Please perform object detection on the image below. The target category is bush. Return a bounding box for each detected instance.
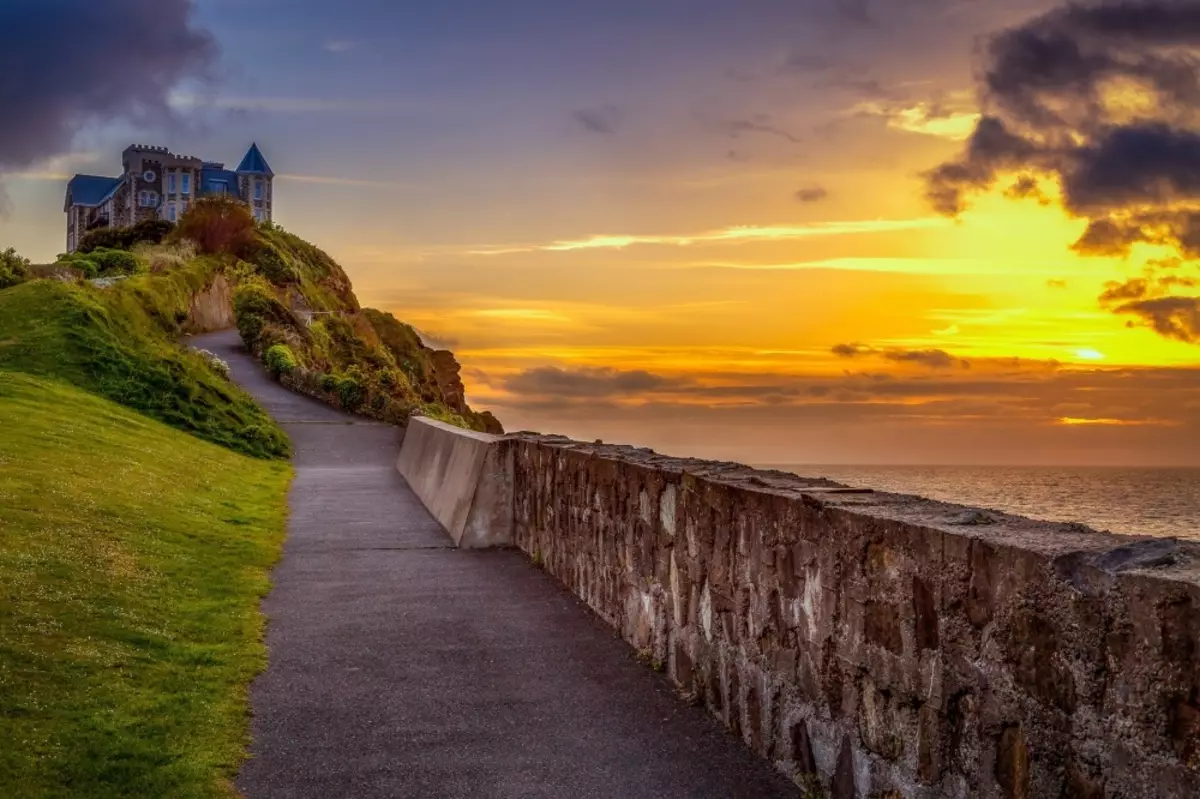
[56,248,145,279]
[263,344,298,377]
[233,280,296,351]
[176,196,257,256]
[336,376,365,410]
[134,240,197,274]
[0,247,30,290]
[251,241,300,284]
[196,348,231,379]
[78,219,175,254]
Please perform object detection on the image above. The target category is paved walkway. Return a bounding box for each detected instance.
[191,330,797,799]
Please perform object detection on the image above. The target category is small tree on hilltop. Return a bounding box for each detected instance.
[175,196,257,256]
[0,247,30,289]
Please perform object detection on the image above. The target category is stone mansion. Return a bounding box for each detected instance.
[63,143,275,252]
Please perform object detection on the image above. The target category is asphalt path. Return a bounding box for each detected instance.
[190,329,797,799]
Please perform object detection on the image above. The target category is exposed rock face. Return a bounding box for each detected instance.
[429,349,467,415]
[505,433,1200,797]
[184,274,234,333]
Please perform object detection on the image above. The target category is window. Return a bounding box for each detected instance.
[167,202,177,222]
[181,174,191,195]
[138,191,158,208]
[168,173,177,194]
[254,180,263,200]
[143,170,156,182]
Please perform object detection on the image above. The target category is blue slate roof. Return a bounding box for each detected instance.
[236,143,273,176]
[66,174,123,208]
[201,167,243,199]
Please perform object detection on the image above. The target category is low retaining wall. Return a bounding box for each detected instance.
[399,426,1200,797]
[396,417,511,548]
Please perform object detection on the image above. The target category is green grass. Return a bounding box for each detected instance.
[0,372,290,798]
[0,276,289,459]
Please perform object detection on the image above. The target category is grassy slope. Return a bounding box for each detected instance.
[0,275,288,459]
[0,372,290,798]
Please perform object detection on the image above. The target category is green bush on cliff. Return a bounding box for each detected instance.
[57,247,147,279]
[0,247,30,290]
[264,344,298,377]
[233,279,300,352]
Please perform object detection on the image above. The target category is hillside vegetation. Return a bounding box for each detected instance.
[0,372,289,797]
[184,199,503,432]
[0,199,500,797]
[0,263,289,459]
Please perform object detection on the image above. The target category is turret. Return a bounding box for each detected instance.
[236,143,274,223]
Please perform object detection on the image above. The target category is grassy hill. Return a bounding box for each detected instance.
[0,372,289,797]
[0,202,498,796]
[0,265,289,459]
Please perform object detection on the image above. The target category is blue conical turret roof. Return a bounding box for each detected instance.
[236,143,274,176]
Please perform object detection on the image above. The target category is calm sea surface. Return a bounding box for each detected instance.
[765,465,1200,541]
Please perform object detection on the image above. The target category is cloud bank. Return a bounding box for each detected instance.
[0,0,215,172]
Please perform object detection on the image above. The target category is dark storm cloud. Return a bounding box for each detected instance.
[832,343,969,368]
[882,349,969,369]
[924,1,1200,216]
[832,342,874,358]
[835,0,875,27]
[1114,296,1200,342]
[795,185,829,203]
[0,0,215,170]
[720,115,802,144]
[571,105,620,135]
[922,0,1200,344]
[504,366,687,397]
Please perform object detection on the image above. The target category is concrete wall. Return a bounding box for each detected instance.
[396,417,512,548]
[506,435,1200,798]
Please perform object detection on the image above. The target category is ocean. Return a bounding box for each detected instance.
[767,465,1200,541]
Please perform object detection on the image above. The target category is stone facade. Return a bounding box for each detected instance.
[64,143,274,252]
[506,434,1200,797]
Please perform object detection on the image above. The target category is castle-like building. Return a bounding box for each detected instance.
[63,143,275,252]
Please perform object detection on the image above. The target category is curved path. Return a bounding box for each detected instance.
[191,330,797,799]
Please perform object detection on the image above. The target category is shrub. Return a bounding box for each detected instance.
[78,219,175,254]
[251,241,300,284]
[263,344,298,377]
[134,239,197,274]
[89,248,144,276]
[336,376,365,410]
[56,248,145,279]
[233,280,295,351]
[0,247,30,290]
[176,196,257,255]
[317,373,339,392]
[196,348,231,379]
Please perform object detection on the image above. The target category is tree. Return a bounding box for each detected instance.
[0,247,30,290]
[175,196,257,256]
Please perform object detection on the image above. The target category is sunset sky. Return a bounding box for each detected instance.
[3,0,1199,465]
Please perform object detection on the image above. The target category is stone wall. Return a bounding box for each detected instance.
[506,434,1200,798]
